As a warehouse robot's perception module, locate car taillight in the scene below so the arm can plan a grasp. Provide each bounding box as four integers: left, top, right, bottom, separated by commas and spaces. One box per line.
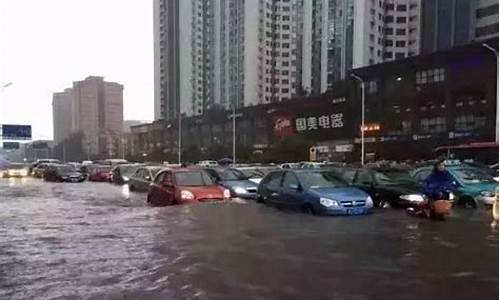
223, 189, 231, 199
180, 190, 195, 200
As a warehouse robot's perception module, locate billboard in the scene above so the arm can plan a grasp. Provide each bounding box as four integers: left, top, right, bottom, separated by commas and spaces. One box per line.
1, 124, 32, 140
3, 142, 20, 149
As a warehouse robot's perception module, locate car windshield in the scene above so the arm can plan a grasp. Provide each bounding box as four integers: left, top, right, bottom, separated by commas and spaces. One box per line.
97, 166, 111, 172
238, 169, 264, 178
149, 168, 163, 176
453, 168, 495, 183
175, 171, 215, 186
216, 169, 248, 180
298, 171, 348, 189
375, 169, 415, 184
57, 166, 77, 173
121, 166, 139, 176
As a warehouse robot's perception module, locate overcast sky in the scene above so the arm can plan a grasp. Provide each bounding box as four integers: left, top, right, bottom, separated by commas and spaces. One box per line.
0, 0, 153, 140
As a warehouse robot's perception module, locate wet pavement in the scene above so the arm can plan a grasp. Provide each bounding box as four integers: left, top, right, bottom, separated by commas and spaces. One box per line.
0, 178, 498, 300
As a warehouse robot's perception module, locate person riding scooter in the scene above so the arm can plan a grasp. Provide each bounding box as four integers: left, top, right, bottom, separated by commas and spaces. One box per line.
408, 160, 456, 219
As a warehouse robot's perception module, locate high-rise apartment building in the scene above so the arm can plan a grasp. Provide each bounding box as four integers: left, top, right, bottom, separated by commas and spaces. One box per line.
474, 0, 499, 41
71, 76, 123, 156
353, 0, 421, 68
421, 0, 475, 54
153, 0, 423, 119
52, 88, 73, 145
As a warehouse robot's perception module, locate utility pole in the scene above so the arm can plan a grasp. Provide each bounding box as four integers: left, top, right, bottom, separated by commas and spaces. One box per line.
178, 112, 182, 165
232, 103, 236, 164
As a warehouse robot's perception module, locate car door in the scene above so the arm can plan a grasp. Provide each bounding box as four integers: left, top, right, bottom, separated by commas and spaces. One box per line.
353, 169, 378, 205
161, 171, 176, 205
149, 171, 165, 205
279, 171, 303, 211
264, 171, 284, 206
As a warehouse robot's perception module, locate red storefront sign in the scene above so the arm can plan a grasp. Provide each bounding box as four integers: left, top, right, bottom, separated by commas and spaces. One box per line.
273, 115, 295, 139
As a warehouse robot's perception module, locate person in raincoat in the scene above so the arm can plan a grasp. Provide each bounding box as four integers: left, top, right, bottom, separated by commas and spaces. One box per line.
423, 160, 457, 201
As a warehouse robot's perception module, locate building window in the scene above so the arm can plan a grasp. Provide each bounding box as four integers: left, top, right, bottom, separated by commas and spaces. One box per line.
282, 25, 290, 30
396, 16, 407, 23
386, 3, 394, 10
454, 115, 487, 131
395, 40, 406, 47
282, 15, 290, 21
385, 28, 394, 35
385, 16, 394, 23
282, 61, 289, 66
383, 52, 393, 59
416, 68, 445, 85
282, 43, 290, 48
476, 23, 499, 37
396, 4, 407, 11
281, 88, 289, 94
282, 34, 290, 39
476, 4, 499, 18
281, 70, 289, 75
396, 28, 406, 35
421, 117, 446, 133
395, 52, 405, 60
385, 40, 394, 46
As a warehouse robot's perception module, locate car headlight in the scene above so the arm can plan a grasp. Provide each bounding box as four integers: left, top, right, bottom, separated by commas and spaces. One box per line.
481, 191, 495, 197
399, 194, 425, 203
319, 197, 340, 208
366, 196, 374, 208
449, 193, 455, 200
122, 176, 129, 181
180, 190, 195, 200
20, 170, 28, 176
233, 186, 247, 194
223, 189, 231, 199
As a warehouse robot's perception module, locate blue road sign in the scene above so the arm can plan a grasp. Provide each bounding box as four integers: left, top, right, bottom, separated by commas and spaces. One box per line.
1, 125, 32, 140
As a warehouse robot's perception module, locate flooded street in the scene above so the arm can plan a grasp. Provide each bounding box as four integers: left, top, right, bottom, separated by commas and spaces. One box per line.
0, 178, 497, 300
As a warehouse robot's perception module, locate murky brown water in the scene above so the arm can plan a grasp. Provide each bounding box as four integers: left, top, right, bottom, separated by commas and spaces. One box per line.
0, 178, 498, 300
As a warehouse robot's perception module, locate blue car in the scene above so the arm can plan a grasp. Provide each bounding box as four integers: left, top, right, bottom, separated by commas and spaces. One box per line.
204, 167, 258, 199
257, 169, 373, 216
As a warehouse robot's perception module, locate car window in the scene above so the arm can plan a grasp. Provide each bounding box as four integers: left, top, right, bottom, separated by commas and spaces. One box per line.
204, 169, 220, 180
134, 168, 143, 178
163, 171, 173, 184
373, 171, 395, 185
298, 171, 348, 189
267, 172, 283, 187
174, 171, 214, 186
354, 170, 373, 185
338, 169, 356, 184
453, 168, 494, 183
414, 169, 432, 183
154, 172, 165, 184
282, 172, 300, 190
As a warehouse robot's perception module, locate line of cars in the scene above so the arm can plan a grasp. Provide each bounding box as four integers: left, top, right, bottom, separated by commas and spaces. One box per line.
5, 158, 497, 217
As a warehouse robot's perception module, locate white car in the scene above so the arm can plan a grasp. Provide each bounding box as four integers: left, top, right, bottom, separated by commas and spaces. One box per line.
197, 160, 219, 167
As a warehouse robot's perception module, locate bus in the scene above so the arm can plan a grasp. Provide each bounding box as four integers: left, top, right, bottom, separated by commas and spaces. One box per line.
434, 142, 499, 165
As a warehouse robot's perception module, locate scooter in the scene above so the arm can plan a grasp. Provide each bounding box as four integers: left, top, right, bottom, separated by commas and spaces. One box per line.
406, 191, 453, 221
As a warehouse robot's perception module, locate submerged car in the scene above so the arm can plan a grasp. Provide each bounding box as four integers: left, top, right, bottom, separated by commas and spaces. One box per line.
1, 163, 29, 178
236, 166, 280, 184
111, 164, 142, 184
204, 167, 258, 199
345, 167, 425, 208
129, 166, 163, 192
257, 169, 373, 216
88, 165, 112, 182
412, 164, 498, 207
147, 168, 231, 206
43, 164, 86, 182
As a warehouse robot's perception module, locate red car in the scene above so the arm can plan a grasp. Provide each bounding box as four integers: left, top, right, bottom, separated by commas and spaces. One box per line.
147, 168, 231, 206
88, 166, 112, 182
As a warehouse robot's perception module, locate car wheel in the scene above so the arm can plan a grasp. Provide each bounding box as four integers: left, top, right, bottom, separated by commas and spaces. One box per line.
129, 184, 135, 192
463, 196, 477, 209
303, 204, 315, 215
256, 195, 264, 203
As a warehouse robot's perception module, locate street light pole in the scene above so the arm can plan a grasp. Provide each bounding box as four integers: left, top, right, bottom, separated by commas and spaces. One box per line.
232, 103, 236, 164
178, 111, 182, 165
351, 74, 365, 166
482, 43, 499, 143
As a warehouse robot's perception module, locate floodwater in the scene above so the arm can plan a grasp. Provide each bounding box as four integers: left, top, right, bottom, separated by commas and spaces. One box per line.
0, 178, 498, 300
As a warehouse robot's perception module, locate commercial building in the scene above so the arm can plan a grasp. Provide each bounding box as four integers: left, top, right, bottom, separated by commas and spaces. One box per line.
474, 0, 499, 41
70, 76, 124, 157
52, 88, 73, 145
136, 39, 498, 162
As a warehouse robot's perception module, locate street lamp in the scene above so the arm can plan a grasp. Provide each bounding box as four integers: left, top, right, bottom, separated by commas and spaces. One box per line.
229, 103, 243, 164
178, 111, 182, 165
482, 43, 499, 143
351, 73, 365, 166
